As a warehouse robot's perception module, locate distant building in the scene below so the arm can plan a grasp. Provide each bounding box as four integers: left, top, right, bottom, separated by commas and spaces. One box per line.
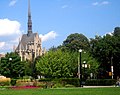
15, 0, 42, 61
0, 54, 5, 59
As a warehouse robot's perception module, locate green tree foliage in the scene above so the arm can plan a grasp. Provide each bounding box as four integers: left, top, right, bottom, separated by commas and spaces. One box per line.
62, 33, 90, 51
24, 60, 33, 76
36, 48, 99, 79
0, 52, 25, 78
90, 30, 120, 78
80, 51, 99, 79
113, 27, 120, 36
36, 49, 78, 78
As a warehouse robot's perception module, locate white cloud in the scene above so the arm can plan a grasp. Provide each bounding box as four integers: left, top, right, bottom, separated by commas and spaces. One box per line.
105, 31, 113, 36
108, 32, 113, 36
0, 18, 21, 36
0, 42, 5, 48
0, 37, 21, 53
101, 1, 109, 5
62, 5, 68, 9
92, 2, 99, 6
9, 0, 17, 7
92, 1, 109, 6
0, 18, 22, 53
39, 31, 58, 42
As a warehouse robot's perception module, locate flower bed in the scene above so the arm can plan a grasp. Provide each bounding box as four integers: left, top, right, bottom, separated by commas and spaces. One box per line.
10, 86, 40, 90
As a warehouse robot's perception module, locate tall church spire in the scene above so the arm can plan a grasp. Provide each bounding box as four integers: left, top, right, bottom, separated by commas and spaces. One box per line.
27, 0, 32, 36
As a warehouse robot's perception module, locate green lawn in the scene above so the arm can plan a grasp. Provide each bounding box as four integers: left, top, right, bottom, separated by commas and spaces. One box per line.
0, 87, 120, 95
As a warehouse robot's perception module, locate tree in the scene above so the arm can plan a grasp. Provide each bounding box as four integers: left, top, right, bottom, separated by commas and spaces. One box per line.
24, 60, 33, 77
62, 33, 90, 51
90, 32, 120, 79
79, 51, 99, 79
0, 52, 25, 78
36, 48, 99, 79
113, 27, 120, 36
36, 49, 78, 78
90, 35, 113, 78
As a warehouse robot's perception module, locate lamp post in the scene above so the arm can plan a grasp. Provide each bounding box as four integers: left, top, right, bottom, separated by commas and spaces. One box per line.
78, 57, 80, 79
111, 56, 113, 79
9, 58, 12, 77
83, 61, 86, 80
79, 49, 82, 87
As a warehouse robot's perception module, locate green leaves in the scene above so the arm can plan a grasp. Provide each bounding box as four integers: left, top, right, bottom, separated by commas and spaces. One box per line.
113, 27, 120, 36
36, 49, 78, 78
36, 49, 99, 79
0, 52, 25, 78
62, 33, 90, 51
90, 28, 120, 78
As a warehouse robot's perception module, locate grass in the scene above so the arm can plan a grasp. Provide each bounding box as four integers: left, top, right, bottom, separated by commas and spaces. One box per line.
0, 87, 120, 95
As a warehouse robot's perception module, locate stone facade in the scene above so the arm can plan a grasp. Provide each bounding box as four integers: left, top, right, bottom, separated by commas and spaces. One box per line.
15, 0, 42, 61
0, 54, 5, 59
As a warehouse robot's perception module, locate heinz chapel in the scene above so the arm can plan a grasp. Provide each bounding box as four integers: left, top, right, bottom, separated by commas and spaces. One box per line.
15, 0, 42, 61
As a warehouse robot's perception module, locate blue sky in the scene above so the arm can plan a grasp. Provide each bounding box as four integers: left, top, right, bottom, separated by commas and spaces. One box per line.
0, 0, 120, 53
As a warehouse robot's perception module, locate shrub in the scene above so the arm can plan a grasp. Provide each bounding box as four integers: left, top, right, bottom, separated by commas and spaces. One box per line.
33, 80, 37, 86
0, 78, 11, 86
39, 78, 80, 87
85, 79, 116, 86
38, 78, 52, 82
17, 79, 31, 82
60, 78, 80, 87
52, 83, 63, 88
37, 83, 47, 88
10, 79, 17, 86
0, 81, 10, 86
65, 84, 75, 88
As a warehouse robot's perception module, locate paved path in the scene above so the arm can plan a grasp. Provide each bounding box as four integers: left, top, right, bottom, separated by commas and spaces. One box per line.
83, 86, 115, 88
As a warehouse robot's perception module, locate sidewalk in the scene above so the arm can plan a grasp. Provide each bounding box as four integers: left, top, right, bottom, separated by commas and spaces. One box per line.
83, 86, 115, 88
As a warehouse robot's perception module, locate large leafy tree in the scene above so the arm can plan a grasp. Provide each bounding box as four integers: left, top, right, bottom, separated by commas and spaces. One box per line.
0, 52, 26, 78
36, 49, 78, 78
61, 33, 90, 51
113, 27, 120, 36
90, 30, 120, 79
79, 51, 99, 79
36, 48, 99, 79
90, 35, 113, 78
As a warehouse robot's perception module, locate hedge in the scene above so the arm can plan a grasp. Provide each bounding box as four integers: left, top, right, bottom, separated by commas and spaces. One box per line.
39, 78, 116, 86
0, 81, 10, 86
39, 78, 80, 87
60, 78, 80, 87
85, 79, 116, 86
0, 78, 11, 86
10, 79, 17, 86
38, 78, 52, 82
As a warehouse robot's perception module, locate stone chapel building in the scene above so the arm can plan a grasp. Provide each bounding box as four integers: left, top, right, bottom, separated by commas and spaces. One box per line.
15, 0, 42, 61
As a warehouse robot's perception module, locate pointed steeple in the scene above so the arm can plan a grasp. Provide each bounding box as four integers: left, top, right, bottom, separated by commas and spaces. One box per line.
27, 0, 32, 36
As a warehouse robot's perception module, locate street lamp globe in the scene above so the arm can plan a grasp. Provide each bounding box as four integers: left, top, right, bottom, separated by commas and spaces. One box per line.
79, 49, 82, 53
83, 61, 86, 64
9, 58, 12, 61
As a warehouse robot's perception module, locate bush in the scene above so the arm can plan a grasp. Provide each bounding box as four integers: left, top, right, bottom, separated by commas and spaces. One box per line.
17, 79, 31, 82
52, 83, 63, 88
38, 78, 52, 82
65, 84, 75, 88
0, 78, 11, 86
85, 79, 116, 86
0, 81, 10, 86
10, 79, 17, 86
39, 78, 80, 87
60, 78, 80, 87
37, 83, 47, 88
